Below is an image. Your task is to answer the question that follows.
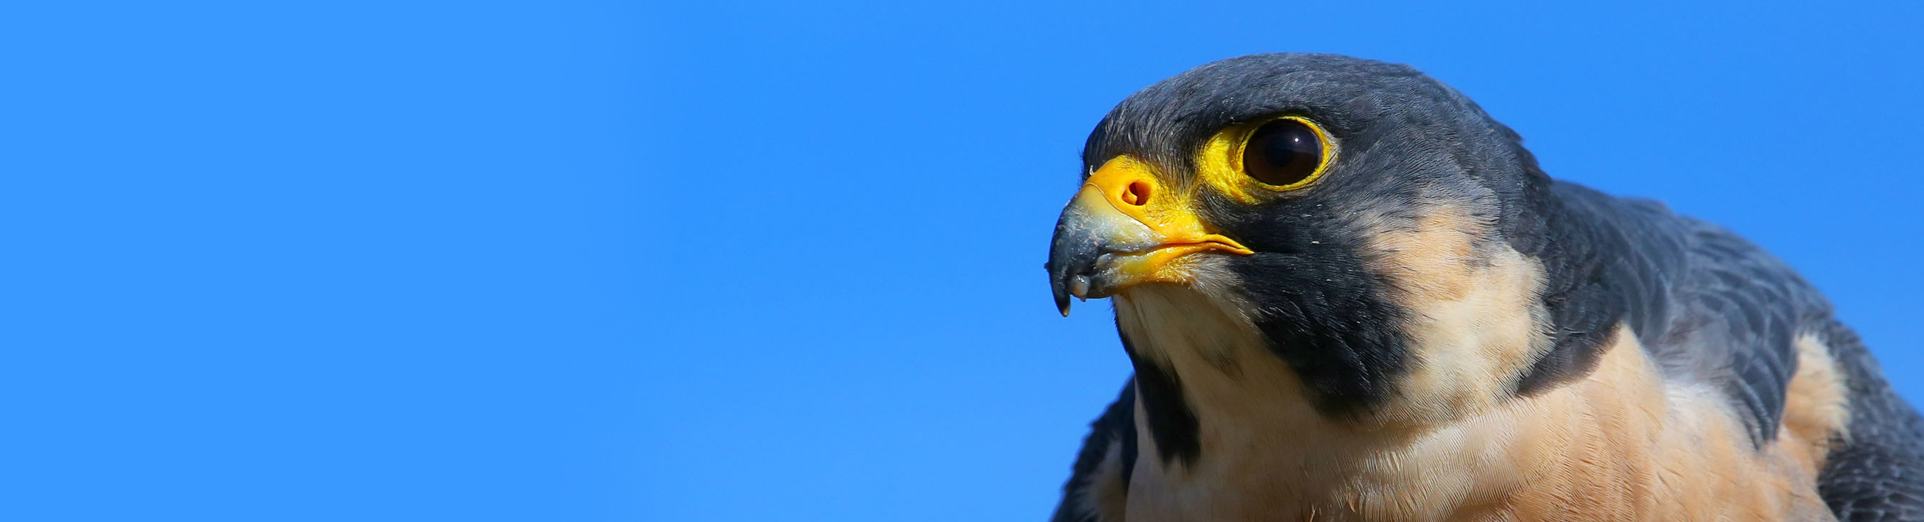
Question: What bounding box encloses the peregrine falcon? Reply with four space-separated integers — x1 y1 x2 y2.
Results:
1044 54 1924 521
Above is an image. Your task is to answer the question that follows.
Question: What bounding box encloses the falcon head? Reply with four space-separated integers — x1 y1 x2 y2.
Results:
1046 54 1594 418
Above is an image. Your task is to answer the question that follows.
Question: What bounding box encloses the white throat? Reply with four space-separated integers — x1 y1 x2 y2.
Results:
1112 283 1347 518
1112 282 1330 451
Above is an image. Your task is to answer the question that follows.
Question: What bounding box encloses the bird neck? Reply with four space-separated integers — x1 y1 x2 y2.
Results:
1113 284 1324 468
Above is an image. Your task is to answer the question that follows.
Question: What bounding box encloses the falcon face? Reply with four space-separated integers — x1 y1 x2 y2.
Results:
1044 54 1924 522
1048 54 1562 419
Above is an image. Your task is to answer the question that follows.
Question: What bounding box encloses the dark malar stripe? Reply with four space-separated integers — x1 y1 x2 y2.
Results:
1119 331 1201 466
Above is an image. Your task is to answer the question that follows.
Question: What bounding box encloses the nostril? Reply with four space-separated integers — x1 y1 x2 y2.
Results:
1122 181 1153 206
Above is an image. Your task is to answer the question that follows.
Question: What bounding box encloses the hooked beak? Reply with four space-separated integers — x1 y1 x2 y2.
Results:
1045 155 1252 316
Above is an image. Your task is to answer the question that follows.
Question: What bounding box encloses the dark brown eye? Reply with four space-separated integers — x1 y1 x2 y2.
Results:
1242 118 1324 187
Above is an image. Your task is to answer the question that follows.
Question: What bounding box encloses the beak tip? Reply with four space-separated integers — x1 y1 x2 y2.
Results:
1048 261 1074 318
1052 276 1096 317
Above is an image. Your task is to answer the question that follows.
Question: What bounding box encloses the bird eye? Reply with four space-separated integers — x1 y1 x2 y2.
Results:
1240 118 1327 188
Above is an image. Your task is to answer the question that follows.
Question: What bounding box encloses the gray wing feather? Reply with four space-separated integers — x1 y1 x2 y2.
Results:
1817 323 1924 521
1558 182 1924 519
1556 182 1821 440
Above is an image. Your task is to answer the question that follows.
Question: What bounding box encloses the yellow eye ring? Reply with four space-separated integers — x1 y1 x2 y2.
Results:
1197 115 1337 203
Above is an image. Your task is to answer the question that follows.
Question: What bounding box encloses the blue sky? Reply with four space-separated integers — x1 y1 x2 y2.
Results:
3 1 1920 520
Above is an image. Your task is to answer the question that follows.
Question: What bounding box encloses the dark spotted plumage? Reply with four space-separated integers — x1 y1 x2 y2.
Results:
1049 53 1924 521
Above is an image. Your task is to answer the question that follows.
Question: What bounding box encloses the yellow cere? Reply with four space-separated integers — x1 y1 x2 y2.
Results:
1194 115 1338 204
1080 155 1254 284
1084 155 1201 239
